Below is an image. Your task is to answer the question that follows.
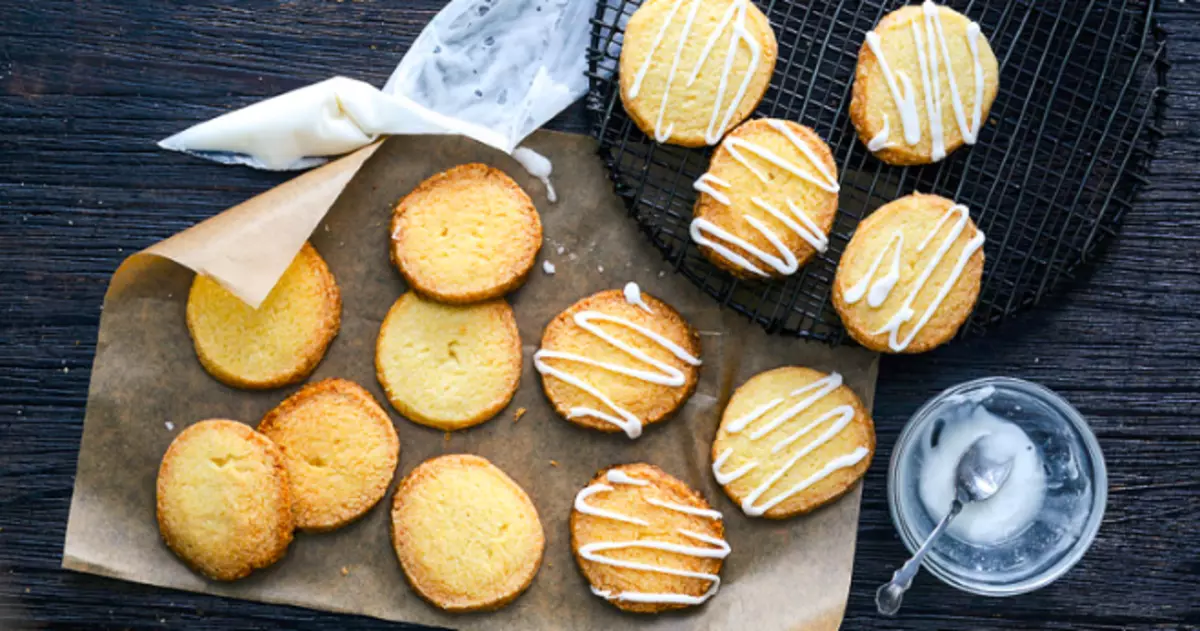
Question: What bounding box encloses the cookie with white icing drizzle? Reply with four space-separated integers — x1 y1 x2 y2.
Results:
711 367 875 519
534 284 701 439
619 0 778 147
690 118 840 279
570 463 729 613
850 1 1000 165
833 192 985 353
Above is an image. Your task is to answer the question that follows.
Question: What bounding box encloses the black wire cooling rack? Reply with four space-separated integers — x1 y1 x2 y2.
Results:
585 0 1168 343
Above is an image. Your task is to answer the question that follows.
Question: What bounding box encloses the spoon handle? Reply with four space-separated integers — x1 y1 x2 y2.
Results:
876 500 963 616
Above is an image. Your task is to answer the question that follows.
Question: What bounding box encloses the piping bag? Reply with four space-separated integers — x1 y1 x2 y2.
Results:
153 0 598 306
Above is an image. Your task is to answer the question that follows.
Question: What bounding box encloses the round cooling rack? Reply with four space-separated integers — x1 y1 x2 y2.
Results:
585 0 1168 343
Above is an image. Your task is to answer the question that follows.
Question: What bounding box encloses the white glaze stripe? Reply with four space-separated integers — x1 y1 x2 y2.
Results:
632 0 764 145
712 372 868 516
534 307 701 439
844 231 904 307
872 204 985 352
576 471 729 606
864 1 986 160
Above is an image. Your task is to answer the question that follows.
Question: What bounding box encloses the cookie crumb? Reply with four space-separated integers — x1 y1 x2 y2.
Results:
341 566 349 576
549 460 559 467
514 407 527 423
444 432 451 442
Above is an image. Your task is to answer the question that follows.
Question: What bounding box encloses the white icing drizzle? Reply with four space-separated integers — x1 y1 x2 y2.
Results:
689 121 839 277
711 372 870 517
864 1 986 160
844 231 904 308
867 113 898 152
623 282 654 314
693 173 731 206
629 0 764 145
871 204 986 352
511 146 557 203
534 303 702 439
575 470 730 606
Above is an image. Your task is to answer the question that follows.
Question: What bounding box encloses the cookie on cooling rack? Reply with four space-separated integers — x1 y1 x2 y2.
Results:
258 378 399 532
376 291 521 431
832 192 985 353
690 118 839 279
157 420 294 581
186 242 341 390
534 284 701 439
711 367 875 519
391 454 544 612
390 163 542 304
850 1 1000 165
619 0 778 147
571 463 728 613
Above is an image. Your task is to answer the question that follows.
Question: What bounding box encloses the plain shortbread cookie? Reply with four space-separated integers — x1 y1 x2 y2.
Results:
156 420 294 581
186 242 341 390
390 454 544 612
258 378 400 532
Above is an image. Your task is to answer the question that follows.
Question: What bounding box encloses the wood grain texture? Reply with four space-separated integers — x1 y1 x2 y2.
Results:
0 1 1197 629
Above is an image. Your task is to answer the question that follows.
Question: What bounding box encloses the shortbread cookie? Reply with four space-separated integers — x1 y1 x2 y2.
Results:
712 367 875 519
186 242 341 390
619 0 778 147
391 454 544 612
258 378 399 532
534 283 701 438
833 192 985 353
570 463 729 614
156 420 294 581
376 291 521 431
390 163 542 304
850 2 999 165
690 118 840 279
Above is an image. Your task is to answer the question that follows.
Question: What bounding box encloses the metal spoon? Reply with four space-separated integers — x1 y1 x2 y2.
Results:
876 434 1016 616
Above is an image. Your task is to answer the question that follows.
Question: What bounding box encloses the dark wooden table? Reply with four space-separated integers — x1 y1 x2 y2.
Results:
2 2 1197 629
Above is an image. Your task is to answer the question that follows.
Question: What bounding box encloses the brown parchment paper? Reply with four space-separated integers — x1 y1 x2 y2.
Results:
63 131 878 631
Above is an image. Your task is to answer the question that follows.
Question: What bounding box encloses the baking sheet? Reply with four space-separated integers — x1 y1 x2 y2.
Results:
63 131 878 631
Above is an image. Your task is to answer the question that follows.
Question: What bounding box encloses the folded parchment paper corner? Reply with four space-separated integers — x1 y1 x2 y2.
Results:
65 130 876 631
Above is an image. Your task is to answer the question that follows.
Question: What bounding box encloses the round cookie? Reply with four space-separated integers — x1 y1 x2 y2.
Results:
376 291 521 431
534 285 701 439
390 454 544 612
711 367 875 519
186 242 341 390
619 0 778 147
570 463 729 613
690 118 840 279
832 192 985 353
390 163 542 304
257 378 399 532
156 420 294 581
850 2 1000 165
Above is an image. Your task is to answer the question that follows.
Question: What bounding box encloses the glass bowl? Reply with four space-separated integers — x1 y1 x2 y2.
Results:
888 377 1107 596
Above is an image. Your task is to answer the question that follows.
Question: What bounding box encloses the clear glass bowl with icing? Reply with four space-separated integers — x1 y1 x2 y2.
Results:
888 377 1107 596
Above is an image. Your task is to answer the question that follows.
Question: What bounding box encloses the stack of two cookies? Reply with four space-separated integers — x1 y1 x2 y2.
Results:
165 244 400 581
